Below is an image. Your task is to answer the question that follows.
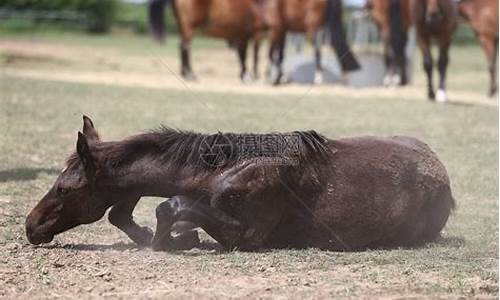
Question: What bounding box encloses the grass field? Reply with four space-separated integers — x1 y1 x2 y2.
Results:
0 32 498 299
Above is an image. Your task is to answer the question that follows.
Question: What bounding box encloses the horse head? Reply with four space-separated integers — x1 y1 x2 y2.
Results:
25 116 111 245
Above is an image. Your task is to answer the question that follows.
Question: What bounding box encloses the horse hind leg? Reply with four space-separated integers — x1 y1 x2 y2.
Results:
436 39 451 103
178 22 197 81
372 185 454 248
487 37 498 97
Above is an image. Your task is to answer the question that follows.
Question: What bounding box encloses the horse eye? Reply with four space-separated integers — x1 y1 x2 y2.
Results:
57 187 69 196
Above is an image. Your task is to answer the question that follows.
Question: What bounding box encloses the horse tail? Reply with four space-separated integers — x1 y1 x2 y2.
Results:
149 0 170 42
326 0 360 72
388 0 406 73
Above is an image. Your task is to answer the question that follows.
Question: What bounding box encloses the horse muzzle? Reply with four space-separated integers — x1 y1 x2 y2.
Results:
26 231 54 245
26 226 54 245
25 214 54 245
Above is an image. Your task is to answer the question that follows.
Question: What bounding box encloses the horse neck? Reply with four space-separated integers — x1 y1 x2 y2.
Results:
99 137 211 199
112 157 210 199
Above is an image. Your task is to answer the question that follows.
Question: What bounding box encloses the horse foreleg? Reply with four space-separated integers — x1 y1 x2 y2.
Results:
272 32 286 85
108 196 153 247
309 28 324 85
152 197 245 251
436 38 451 102
418 36 435 100
253 36 261 81
237 39 251 83
381 29 395 87
180 30 196 81
492 38 498 97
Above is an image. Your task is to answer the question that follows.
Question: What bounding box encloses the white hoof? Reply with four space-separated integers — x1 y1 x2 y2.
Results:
383 74 392 87
314 71 324 85
435 89 448 103
241 72 253 84
391 74 401 86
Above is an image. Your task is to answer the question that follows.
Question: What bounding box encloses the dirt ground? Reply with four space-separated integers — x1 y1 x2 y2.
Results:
0 33 498 299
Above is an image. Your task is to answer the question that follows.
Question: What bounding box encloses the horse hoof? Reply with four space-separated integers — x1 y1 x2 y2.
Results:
435 89 448 103
182 72 197 82
171 221 197 234
241 73 253 84
428 90 436 101
173 230 200 250
134 226 154 247
383 74 392 87
314 72 324 85
391 74 401 86
489 87 497 98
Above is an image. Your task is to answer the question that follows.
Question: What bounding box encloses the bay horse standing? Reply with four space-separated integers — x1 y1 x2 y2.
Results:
365 0 412 86
25 116 455 251
267 0 361 85
458 0 498 97
413 0 458 102
149 0 263 82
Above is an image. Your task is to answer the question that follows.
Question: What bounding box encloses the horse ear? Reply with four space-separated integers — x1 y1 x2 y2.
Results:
82 115 100 143
77 132 97 179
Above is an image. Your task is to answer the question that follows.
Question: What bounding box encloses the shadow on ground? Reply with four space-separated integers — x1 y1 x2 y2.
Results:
0 168 59 182
40 240 225 253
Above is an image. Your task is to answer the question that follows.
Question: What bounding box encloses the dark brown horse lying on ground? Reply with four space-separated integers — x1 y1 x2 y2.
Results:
458 0 498 97
413 0 458 102
149 0 262 82
365 0 412 86
26 116 455 251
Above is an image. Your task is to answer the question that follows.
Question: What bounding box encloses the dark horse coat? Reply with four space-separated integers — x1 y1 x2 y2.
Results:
26 117 454 251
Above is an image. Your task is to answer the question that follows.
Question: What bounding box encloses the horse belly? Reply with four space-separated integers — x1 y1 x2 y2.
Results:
205 0 256 39
282 0 309 31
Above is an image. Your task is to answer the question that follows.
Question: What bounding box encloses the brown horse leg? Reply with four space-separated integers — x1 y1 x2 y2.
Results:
152 197 245 251
253 36 260 80
479 35 498 97
309 28 324 84
418 35 435 100
237 39 251 83
491 38 498 97
436 37 451 102
272 32 286 85
492 39 498 97
180 31 196 81
108 197 153 247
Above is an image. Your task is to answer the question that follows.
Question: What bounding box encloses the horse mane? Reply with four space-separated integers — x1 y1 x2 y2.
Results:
65 127 332 172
